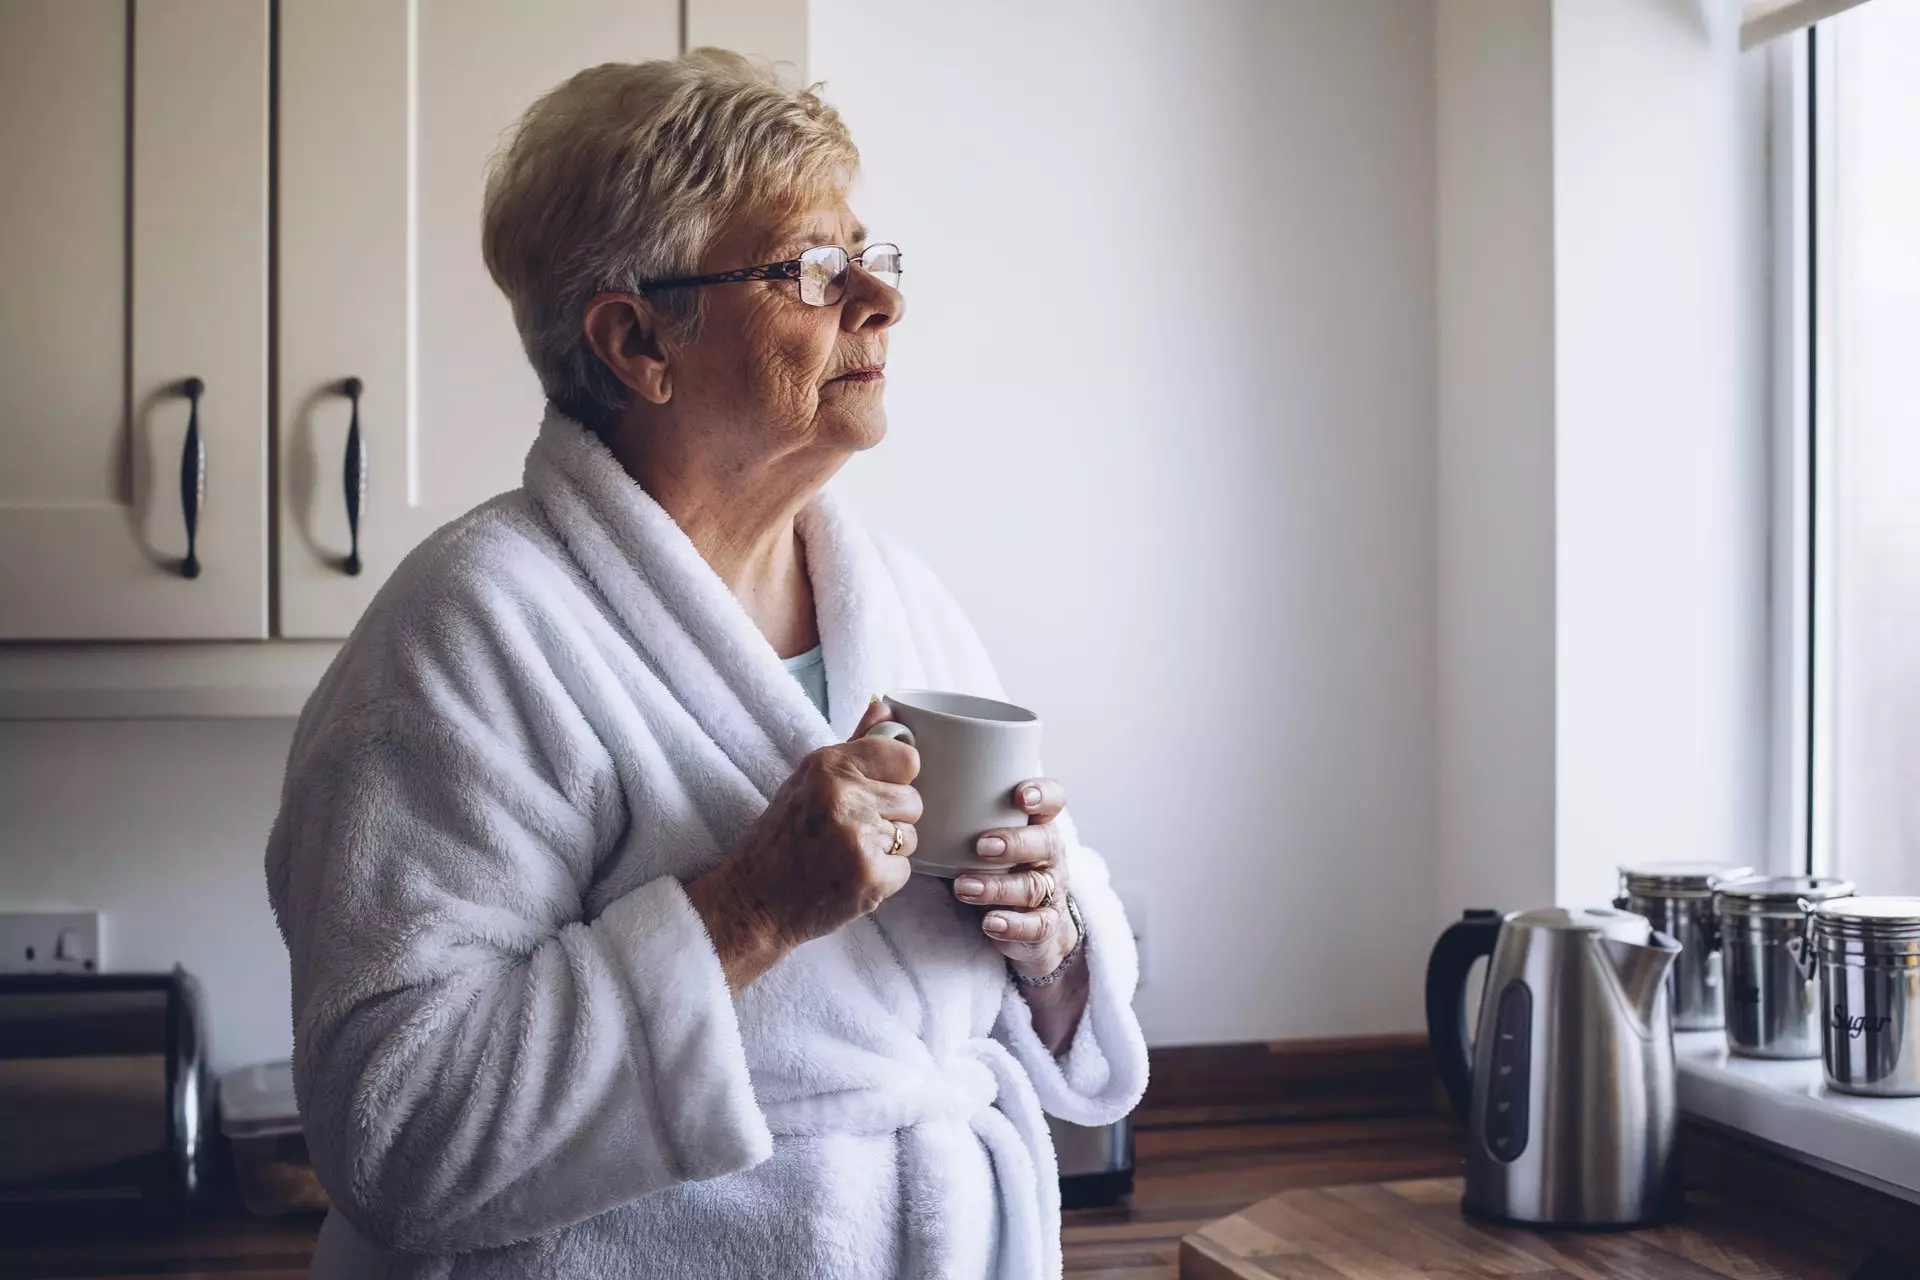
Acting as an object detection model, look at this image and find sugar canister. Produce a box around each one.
[1791,896,1920,1097]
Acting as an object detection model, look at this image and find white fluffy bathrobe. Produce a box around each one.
[266,409,1149,1280]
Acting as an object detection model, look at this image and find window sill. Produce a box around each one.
[1676,1029,1920,1204]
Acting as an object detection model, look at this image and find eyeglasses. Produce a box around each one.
[641,243,902,308]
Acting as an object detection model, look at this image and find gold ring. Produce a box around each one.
[889,822,905,855]
[1036,869,1058,910]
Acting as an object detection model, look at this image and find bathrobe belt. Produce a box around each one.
[759,1037,1055,1279]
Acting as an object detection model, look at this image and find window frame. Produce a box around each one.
[1767,26,1839,880]
[1660,13,1920,1209]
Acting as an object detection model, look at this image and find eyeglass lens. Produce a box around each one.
[797,244,902,306]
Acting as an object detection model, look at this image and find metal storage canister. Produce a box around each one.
[1615,862,1753,1031]
[1791,896,1920,1098]
[1712,876,1854,1058]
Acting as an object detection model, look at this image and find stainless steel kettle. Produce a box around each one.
[1426,906,1683,1228]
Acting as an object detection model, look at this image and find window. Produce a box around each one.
[1676,1,1920,1198]
[1806,0,1920,893]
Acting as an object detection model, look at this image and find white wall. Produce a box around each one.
[0,2,1439,1074]
[1551,0,1772,906]
[813,0,1439,1043]
[0,720,297,1071]
[1,1,1441,1064]
[1434,0,1558,920]
[1434,0,1773,923]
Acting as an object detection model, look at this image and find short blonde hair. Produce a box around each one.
[482,49,859,434]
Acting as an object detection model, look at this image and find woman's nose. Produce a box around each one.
[841,267,904,332]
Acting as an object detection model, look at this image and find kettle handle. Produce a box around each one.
[1425,909,1503,1119]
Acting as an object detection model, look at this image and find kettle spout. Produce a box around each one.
[1600,931,1682,1030]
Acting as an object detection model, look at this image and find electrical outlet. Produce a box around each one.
[0,912,102,975]
[1114,885,1149,991]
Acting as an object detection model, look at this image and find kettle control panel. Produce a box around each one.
[1484,979,1530,1162]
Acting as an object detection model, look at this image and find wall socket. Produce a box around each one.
[0,912,103,975]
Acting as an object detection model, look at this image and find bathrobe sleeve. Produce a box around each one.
[266,615,772,1254]
[873,533,1151,1127]
[990,816,1151,1127]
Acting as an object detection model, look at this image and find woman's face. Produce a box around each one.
[668,200,904,454]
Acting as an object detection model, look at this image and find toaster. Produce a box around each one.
[0,967,209,1234]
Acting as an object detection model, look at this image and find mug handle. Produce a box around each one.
[864,721,916,748]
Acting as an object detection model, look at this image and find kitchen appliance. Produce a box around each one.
[1049,1114,1132,1208]
[1714,875,1855,1059]
[1427,907,1682,1228]
[0,968,208,1233]
[1615,861,1752,1030]
[1789,896,1920,1097]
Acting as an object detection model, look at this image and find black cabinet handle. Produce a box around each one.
[341,377,366,576]
[178,377,206,580]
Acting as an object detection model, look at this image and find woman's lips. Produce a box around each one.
[830,367,885,383]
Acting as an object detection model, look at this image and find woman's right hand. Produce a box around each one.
[686,698,922,992]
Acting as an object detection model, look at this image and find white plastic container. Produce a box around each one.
[219,1060,329,1217]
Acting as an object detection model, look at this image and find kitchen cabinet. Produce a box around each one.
[275,0,681,638]
[0,0,269,640]
[0,0,804,705]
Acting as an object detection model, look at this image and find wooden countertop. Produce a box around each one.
[4,1121,1911,1279]
[0,1113,1467,1280]
[1180,1177,1885,1279]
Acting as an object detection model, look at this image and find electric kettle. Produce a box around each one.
[1426,906,1683,1228]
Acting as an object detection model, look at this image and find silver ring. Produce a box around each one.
[1035,868,1058,910]
[888,822,905,856]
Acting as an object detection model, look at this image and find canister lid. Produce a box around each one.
[1812,895,1920,941]
[1620,861,1754,896]
[1714,875,1855,912]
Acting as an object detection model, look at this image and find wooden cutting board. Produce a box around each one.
[1179,1177,1884,1279]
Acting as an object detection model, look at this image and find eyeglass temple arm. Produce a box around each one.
[642,263,800,292]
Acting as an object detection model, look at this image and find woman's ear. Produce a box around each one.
[583,293,674,405]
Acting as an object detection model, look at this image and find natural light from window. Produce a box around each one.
[1829,0,1920,894]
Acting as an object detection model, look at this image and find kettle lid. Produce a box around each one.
[1509,906,1650,943]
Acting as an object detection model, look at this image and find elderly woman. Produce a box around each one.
[266,48,1146,1280]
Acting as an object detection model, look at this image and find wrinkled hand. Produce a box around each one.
[689,700,921,991]
[951,777,1078,980]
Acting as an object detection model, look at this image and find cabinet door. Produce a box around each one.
[0,0,268,640]
[276,0,682,638]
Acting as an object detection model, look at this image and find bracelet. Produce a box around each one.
[1011,894,1085,988]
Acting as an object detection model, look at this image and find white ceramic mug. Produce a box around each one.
[864,688,1042,878]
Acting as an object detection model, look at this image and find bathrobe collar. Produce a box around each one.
[523,406,927,798]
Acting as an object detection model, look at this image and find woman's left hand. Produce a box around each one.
[952,777,1078,980]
